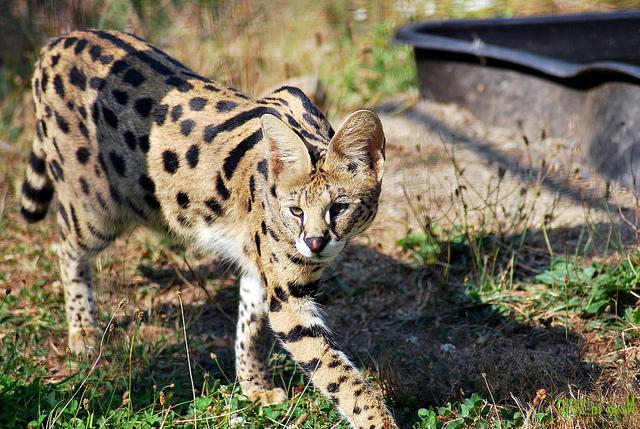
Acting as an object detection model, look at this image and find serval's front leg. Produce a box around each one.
[235,272,286,405]
[267,281,398,429]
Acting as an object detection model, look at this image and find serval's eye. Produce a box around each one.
[329,203,349,218]
[289,206,304,218]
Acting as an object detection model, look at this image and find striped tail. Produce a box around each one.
[20,143,54,223]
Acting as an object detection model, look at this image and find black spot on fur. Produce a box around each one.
[154,104,169,126]
[57,203,70,230]
[288,280,319,298]
[54,112,69,133]
[255,232,261,257]
[180,119,195,136]
[69,66,87,90]
[78,121,89,139]
[120,131,135,150]
[269,296,282,312]
[286,253,322,266]
[74,39,88,54]
[87,222,115,242]
[303,112,321,132]
[327,383,339,393]
[101,106,118,129]
[170,105,183,122]
[76,147,90,164]
[215,100,237,112]
[162,150,179,174]
[69,204,84,239]
[177,214,190,226]
[79,176,90,195]
[203,84,219,91]
[90,31,174,76]
[51,54,60,67]
[189,97,207,111]
[99,55,114,64]
[279,324,333,344]
[275,86,325,120]
[89,45,102,61]
[216,174,230,200]
[112,89,129,105]
[138,174,155,192]
[203,107,280,143]
[268,228,280,242]
[49,159,64,181]
[52,138,64,163]
[109,151,126,177]
[96,192,107,209]
[63,37,77,49]
[176,192,190,208]
[286,114,301,129]
[328,359,341,368]
[249,176,256,201]
[53,75,64,98]
[223,129,262,179]
[275,286,289,303]
[144,194,161,210]
[89,77,105,90]
[35,120,45,141]
[111,59,128,74]
[40,71,48,93]
[28,152,47,175]
[299,359,322,373]
[186,145,199,168]
[122,68,145,87]
[166,76,193,92]
[134,98,153,117]
[205,198,222,216]
[257,159,268,179]
[21,180,54,204]
[138,135,150,153]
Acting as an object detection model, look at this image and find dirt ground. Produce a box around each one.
[2,94,639,424]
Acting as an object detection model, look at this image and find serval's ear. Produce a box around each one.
[261,114,312,185]
[325,109,385,182]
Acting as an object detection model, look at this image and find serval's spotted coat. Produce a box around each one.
[21,30,395,428]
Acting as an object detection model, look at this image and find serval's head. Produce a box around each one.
[261,109,385,262]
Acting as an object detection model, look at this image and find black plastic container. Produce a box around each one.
[395,11,640,189]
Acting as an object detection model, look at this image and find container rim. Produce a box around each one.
[393,10,640,80]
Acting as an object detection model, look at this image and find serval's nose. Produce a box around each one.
[304,236,328,254]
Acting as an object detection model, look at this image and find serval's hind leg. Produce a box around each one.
[55,200,119,355]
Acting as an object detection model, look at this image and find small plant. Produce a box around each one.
[413,393,498,429]
[397,223,469,266]
[535,256,640,317]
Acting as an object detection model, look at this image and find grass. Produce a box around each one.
[3,0,640,428]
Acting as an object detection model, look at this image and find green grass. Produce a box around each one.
[0,278,347,428]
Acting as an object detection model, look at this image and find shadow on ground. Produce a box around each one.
[99,218,639,426]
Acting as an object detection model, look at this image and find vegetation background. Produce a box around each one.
[2,0,640,428]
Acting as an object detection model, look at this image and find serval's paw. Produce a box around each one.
[68,326,100,355]
[248,387,287,406]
